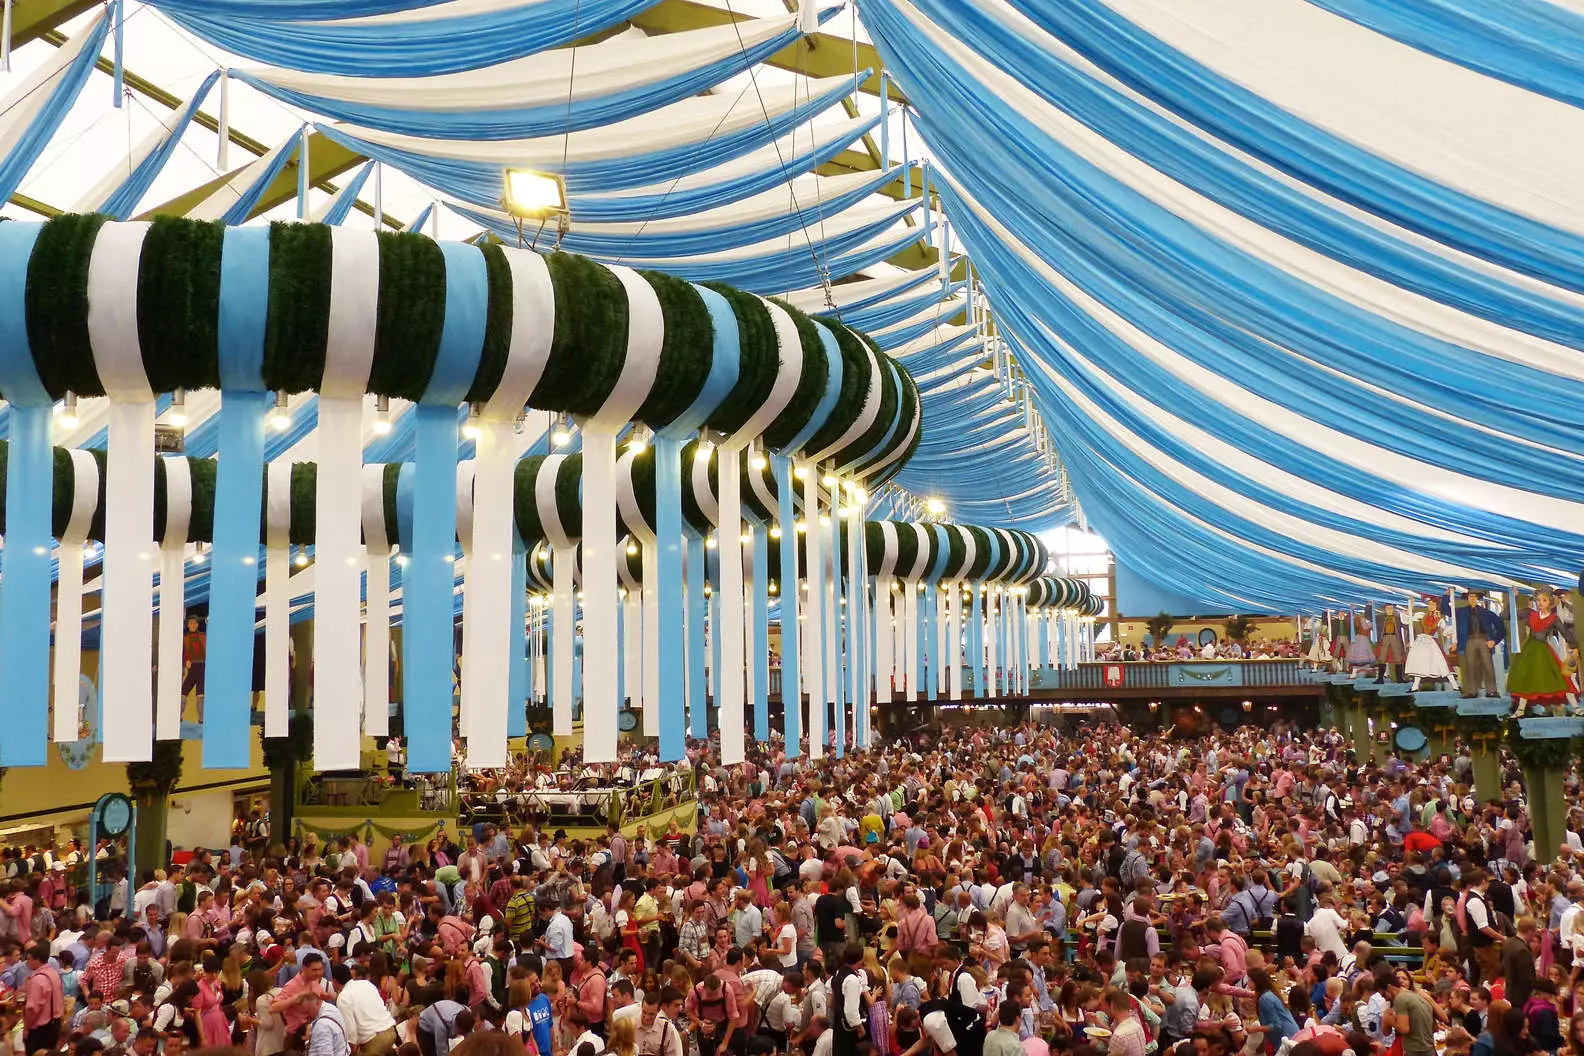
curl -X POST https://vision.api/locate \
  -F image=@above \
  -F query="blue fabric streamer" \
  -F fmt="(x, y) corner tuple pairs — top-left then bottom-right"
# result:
(97, 71), (221, 219)
(206, 226), (272, 769)
(159, 0), (655, 76)
(508, 534), (528, 739)
(233, 11), (833, 141)
(404, 243), (487, 773)
(1, 13), (111, 203)
(313, 74), (865, 202)
(686, 534), (707, 740)
(222, 134), (306, 225)
(0, 221), (51, 767)
(320, 162), (375, 226)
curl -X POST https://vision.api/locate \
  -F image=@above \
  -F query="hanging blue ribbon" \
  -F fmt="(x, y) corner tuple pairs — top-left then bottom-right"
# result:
(207, 226), (271, 768)
(404, 242), (486, 773)
(0, 222), (51, 767)
(508, 532), (528, 739)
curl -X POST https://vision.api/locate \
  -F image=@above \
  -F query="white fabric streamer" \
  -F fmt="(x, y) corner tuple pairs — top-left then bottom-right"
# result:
(87, 221), (155, 763)
(315, 227), (379, 771)
(264, 461), (292, 737)
(361, 464), (391, 738)
(52, 450), (99, 743)
(716, 446), (745, 764)
(551, 545), (576, 736)
(801, 466), (823, 759)
(642, 544), (660, 737)
(156, 456), (192, 741)
(462, 425), (513, 768)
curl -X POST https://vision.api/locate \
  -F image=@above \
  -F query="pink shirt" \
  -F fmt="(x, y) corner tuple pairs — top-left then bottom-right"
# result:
(24, 965), (63, 1030)
(1217, 932), (1249, 984)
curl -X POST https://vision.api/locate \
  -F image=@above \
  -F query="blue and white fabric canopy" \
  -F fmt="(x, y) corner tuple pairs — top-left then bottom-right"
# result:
(862, 0), (1584, 608)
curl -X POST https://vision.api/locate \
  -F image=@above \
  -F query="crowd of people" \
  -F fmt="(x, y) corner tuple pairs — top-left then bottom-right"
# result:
(1096, 640), (1304, 663)
(3, 720), (1584, 1056)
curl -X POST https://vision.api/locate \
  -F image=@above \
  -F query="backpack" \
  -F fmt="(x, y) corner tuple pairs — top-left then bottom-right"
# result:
(1292, 863), (1316, 923)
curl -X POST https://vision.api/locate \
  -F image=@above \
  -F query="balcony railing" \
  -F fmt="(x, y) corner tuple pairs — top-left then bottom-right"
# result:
(1030, 659), (1308, 691)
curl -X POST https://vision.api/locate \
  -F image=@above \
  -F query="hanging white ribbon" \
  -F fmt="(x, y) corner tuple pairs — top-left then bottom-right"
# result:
(461, 247), (554, 764)
(315, 227), (379, 770)
(361, 464), (391, 738)
(216, 68), (230, 169)
(52, 451), (99, 743)
(948, 580), (963, 701)
(86, 220), (155, 763)
(581, 265), (663, 763)
(156, 455), (192, 740)
(539, 456), (577, 737)
(264, 460), (292, 737)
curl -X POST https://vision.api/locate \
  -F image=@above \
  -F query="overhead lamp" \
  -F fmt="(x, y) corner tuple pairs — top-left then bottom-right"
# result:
(926, 497), (946, 515)
(57, 392), (79, 430)
(769, 526), (782, 539)
(793, 466), (809, 481)
(168, 388), (188, 429)
(294, 549), (309, 568)
(740, 530), (753, 544)
(373, 395), (393, 436)
(705, 536), (717, 550)
(462, 403), (483, 440)
(551, 413), (572, 447)
(818, 515), (831, 527)
(1242, 699), (1253, 712)
(821, 473), (837, 487)
(503, 169), (569, 219)
(190, 543), (207, 565)
(626, 541), (639, 557)
(794, 520), (807, 534)
(625, 426), (648, 453)
(704, 585), (713, 597)
(270, 392), (292, 432)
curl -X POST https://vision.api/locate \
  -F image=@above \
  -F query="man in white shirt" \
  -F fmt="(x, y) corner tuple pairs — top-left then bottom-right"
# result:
(337, 963), (397, 1056)
(1304, 894), (1350, 959)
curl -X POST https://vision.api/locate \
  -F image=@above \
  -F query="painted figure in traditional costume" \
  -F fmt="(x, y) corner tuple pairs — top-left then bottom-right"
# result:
(1404, 596), (1456, 691)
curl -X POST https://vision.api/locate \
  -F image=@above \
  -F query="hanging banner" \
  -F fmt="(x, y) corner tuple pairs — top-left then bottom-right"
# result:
(88, 220), (156, 763)
(264, 461), (292, 737)
(156, 455), (192, 740)
(361, 464), (391, 739)
(54, 451), (99, 744)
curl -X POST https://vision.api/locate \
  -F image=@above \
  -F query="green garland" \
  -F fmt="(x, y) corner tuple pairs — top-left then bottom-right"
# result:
(679, 439), (714, 535)
(636, 271), (712, 427)
(963, 526), (994, 580)
(542, 251), (628, 415)
(939, 523), (968, 579)
(26, 213), (108, 397)
(1504, 725), (1581, 770)
(872, 369), (923, 486)
(464, 243), (515, 405)
(261, 711), (314, 771)
(126, 739), (184, 797)
(892, 519), (920, 576)
(137, 217), (224, 392)
(6, 216), (919, 475)
(369, 229), (447, 399)
(761, 298), (829, 451)
(700, 283), (777, 436)
(804, 322), (873, 456)
(264, 223), (333, 392)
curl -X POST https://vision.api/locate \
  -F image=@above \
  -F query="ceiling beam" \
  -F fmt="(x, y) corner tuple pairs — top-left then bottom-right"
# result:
(138, 132), (367, 221)
(10, 0), (98, 49)
(627, 0), (899, 102)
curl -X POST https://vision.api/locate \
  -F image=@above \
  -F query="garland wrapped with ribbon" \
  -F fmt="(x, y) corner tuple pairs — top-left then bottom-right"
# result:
(0, 214), (918, 772)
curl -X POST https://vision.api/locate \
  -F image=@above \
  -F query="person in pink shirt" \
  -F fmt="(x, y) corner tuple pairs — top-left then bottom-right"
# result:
(460, 950), (491, 1012)
(569, 945), (607, 1037)
(22, 942), (64, 1053)
(0, 883), (34, 941)
(274, 952), (335, 1035)
(1206, 916), (1249, 986)
(433, 908), (476, 956)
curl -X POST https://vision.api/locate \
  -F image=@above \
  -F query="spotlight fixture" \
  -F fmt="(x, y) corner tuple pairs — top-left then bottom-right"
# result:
(294, 550), (309, 568)
(168, 388), (188, 429)
(705, 536), (717, 550)
(57, 392), (79, 430)
(926, 497), (946, 515)
(270, 392), (292, 432)
(750, 450), (768, 471)
(462, 403), (482, 440)
(373, 395), (393, 436)
(793, 466), (809, 481)
(502, 168), (569, 219)
(551, 412), (572, 447)
(821, 473), (837, 487)
(769, 526), (782, 539)
(626, 541), (639, 557)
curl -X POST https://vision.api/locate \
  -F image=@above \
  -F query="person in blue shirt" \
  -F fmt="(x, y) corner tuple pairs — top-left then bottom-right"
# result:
(508, 955), (555, 1056)
(416, 999), (470, 1056)
(1249, 968), (1299, 1055)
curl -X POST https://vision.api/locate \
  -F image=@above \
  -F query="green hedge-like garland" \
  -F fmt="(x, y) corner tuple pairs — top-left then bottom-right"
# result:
(892, 521), (920, 576)
(804, 322), (873, 457)
(761, 298), (829, 452)
(10, 216), (919, 476)
(1504, 725), (1581, 770)
(636, 270), (712, 427)
(700, 283), (777, 436)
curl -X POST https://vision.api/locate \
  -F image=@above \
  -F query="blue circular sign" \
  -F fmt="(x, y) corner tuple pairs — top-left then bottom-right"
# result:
(1395, 726), (1428, 753)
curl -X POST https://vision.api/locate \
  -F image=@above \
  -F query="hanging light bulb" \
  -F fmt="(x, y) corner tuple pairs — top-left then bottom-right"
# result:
(793, 466), (809, 481)
(168, 388), (188, 429)
(270, 392), (292, 432)
(704, 585), (713, 597)
(740, 530), (753, 544)
(190, 542), (207, 565)
(373, 395), (392, 435)
(294, 549), (309, 568)
(626, 541), (639, 557)
(821, 472), (837, 487)
(462, 403), (483, 441)
(769, 583), (779, 595)
(794, 520), (807, 534)
(749, 442), (768, 472)
(625, 426), (648, 453)
(705, 536), (717, 550)
(551, 412), (572, 447)
(57, 392), (79, 430)
(818, 515), (831, 527)
(926, 497), (946, 516)
(769, 526), (783, 539)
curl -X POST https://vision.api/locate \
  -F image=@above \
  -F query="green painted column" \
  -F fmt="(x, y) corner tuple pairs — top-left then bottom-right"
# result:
(1351, 699), (1374, 762)
(1471, 748), (1502, 805)
(1522, 761), (1570, 864)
